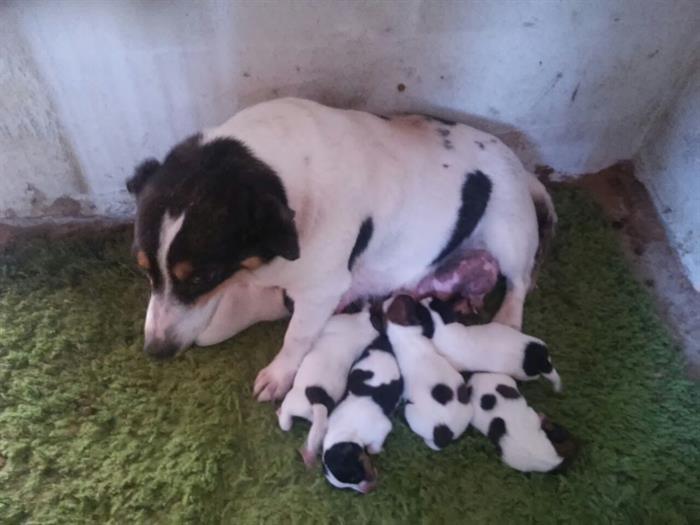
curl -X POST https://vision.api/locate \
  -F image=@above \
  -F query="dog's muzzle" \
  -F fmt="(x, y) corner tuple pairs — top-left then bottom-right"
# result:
(143, 339), (180, 359)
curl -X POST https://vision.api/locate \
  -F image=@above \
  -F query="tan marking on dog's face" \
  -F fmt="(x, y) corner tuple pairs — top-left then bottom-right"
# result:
(172, 261), (194, 282)
(136, 250), (150, 270)
(240, 256), (264, 270)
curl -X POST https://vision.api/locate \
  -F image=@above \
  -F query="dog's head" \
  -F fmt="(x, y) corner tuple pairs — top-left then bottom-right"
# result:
(127, 134), (299, 358)
(385, 294), (435, 338)
(322, 442), (377, 494)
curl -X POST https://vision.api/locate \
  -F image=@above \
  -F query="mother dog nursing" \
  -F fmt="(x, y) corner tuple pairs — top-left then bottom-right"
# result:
(126, 98), (555, 401)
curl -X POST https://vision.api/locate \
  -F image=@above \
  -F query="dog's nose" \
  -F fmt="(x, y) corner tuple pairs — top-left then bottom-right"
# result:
(143, 339), (179, 359)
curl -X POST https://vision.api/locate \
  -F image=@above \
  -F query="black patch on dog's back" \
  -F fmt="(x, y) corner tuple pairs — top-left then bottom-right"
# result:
(431, 171), (492, 265)
(305, 386), (335, 413)
(415, 301), (435, 338)
(487, 417), (507, 455)
(431, 384), (454, 405)
(457, 384), (472, 404)
(495, 384), (521, 399)
(348, 217), (374, 270)
(480, 394), (497, 410)
(368, 334), (393, 353)
(347, 366), (403, 416)
(523, 342), (553, 376)
(433, 424), (454, 448)
(347, 368), (374, 395)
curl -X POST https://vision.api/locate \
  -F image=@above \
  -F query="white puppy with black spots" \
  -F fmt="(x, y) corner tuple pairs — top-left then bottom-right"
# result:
(385, 295), (473, 450)
(126, 97), (556, 403)
(469, 373), (577, 473)
(426, 297), (562, 391)
(322, 334), (403, 493)
(278, 308), (379, 466)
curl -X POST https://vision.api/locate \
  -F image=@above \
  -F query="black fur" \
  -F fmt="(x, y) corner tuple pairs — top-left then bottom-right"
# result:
(424, 115), (457, 126)
(431, 384), (454, 405)
(475, 141), (485, 150)
(480, 394), (497, 410)
(523, 342), (553, 377)
(495, 384), (521, 399)
(323, 442), (366, 484)
(305, 386), (335, 413)
(431, 170), (492, 265)
(433, 424), (455, 448)
(347, 366), (403, 416)
(457, 384), (472, 404)
(127, 158), (160, 195)
(340, 299), (365, 314)
(415, 301), (435, 338)
(282, 290), (294, 314)
(487, 417), (507, 455)
(428, 297), (459, 324)
(129, 135), (299, 302)
(348, 217), (374, 270)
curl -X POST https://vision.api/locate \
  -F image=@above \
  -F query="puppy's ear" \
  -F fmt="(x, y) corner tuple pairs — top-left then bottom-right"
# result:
(127, 158), (160, 195)
(255, 194), (300, 261)
(386, 295), (419, 326)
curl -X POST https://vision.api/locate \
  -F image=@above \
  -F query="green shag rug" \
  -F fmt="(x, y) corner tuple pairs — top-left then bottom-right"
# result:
(1, 188), (699, 524)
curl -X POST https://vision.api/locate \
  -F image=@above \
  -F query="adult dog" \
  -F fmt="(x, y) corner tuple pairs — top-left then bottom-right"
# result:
(126, 98), (555, 401)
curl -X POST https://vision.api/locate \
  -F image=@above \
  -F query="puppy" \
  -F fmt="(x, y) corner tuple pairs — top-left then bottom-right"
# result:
(278, 309), (378, 466)
(469, 373), (577, 473)
(385, 295), (473, 450)
(322, 334), (403, 493)
(427, 298), (562, 391)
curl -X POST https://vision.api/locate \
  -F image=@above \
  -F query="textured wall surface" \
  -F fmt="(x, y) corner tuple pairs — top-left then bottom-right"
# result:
(637, 60), (700, 290)
(1, 0), (699, 221)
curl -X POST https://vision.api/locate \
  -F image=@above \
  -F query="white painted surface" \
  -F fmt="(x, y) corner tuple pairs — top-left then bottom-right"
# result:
(637, 60), (700, 291)
(1, 0), (699, 222)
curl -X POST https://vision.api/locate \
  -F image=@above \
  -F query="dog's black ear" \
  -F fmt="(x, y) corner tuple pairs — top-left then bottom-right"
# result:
(386, 295), (419, 327)
(255, 194), (300, 261)
(127, 158), (160, 195)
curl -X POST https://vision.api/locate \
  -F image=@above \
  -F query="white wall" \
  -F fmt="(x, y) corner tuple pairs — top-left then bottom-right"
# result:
(637, 58), (700, 290)
(1, 0), (699, 219)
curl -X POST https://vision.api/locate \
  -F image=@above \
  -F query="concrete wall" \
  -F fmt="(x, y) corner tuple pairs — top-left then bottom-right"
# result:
(1, 0), (699, 220)
(637, 58), (700, 291)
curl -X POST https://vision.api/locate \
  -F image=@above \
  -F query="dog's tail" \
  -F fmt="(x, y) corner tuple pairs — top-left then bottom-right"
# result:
(527, 174), (557, 289)
(303, 404), (329, 465)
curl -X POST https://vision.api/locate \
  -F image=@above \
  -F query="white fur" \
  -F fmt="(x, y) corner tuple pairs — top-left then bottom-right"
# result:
(322, 347), (401, 492)
(170, 98), (549, 400)
(277, 310), (378, 461)
(386, 320), (472, 450)
(469, 373), (564, 473)
(427, 304), (562, 391)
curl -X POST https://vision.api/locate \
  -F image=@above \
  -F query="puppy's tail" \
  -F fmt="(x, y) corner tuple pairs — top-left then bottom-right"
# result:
(527, 174), (557, 289)
(304, 404), (329, 463)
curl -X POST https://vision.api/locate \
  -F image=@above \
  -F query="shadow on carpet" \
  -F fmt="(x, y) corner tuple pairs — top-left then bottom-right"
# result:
(1, 188), (698, 524)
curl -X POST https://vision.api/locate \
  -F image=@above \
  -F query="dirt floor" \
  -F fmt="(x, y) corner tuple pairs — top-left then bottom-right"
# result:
(563, 161), (700, 379)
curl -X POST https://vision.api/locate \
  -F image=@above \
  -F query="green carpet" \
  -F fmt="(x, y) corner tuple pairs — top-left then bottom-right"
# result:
(1, 188), (699, 524)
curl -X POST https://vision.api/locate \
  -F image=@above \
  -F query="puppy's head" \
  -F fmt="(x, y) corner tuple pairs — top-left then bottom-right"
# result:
(385, 294), (434, 338)
(322, 442), (377, 494)
(540, 415), (578, 473)
(127, 134), (299, 358)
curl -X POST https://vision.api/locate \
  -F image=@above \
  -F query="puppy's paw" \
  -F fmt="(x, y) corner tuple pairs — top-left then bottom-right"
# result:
(298, 446), (318, 469)
(254, 358), (296, 402)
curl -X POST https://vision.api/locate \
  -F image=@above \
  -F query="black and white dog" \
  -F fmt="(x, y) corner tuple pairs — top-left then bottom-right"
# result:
(385, 295), (473, 450)
(277, 309), (378, 466)
(468, 373), (576, 473)
(126, 97), (555, 401)
(322, 334), (403, 493)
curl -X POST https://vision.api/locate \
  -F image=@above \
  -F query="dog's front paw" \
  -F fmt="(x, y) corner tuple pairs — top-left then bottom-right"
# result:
(254, 357), (296, 402)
